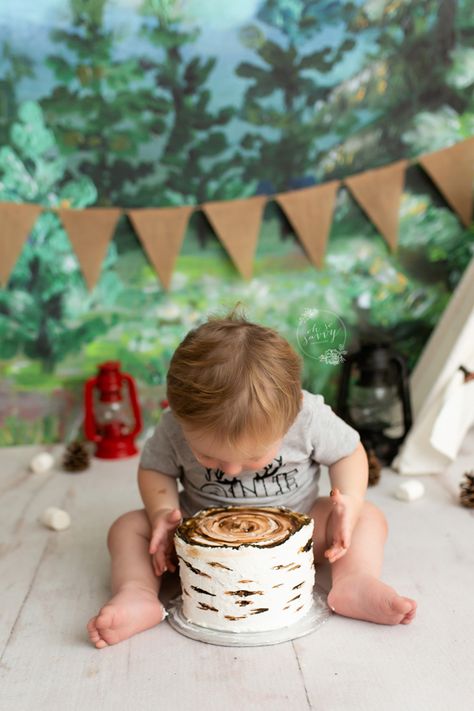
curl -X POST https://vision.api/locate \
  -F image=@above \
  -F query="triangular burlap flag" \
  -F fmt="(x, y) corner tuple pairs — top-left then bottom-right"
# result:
(0, 202), (42, 286)
(128, 206), (194, 290)
(276, 182), (340, 269)
(419, 137), (474, 228)
(57, 207), (121, 290)
(202, 196), (267, 279)
(345, 160), (408, 251)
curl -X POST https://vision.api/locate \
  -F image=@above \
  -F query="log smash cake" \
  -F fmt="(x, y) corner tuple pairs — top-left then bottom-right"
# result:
(174, 506), (315, 633)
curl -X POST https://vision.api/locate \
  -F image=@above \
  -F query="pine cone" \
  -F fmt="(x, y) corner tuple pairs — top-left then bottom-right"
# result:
(460, 471), (474, 508)
(367, 448), (381, 486)
(62, 441), (91, 473)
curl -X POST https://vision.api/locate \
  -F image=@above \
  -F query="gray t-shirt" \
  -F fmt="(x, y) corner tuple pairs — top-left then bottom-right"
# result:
(139, 389), (360, 517)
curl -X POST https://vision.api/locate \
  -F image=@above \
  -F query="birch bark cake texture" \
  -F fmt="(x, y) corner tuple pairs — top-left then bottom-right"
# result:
(174, 506), (315, 632)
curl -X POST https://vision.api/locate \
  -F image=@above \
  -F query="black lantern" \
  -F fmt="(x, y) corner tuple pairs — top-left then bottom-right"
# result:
(336, 342), (412, 465)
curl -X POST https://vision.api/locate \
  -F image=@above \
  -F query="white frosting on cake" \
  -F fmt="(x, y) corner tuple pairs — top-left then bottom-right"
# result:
(174, 507), (315, 633)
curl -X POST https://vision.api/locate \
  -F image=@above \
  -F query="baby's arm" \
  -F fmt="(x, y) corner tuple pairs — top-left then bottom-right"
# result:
(328, 441), (368, 502)
(138, 467), (180, 521)
(325, 442), (369, 563)
(138, 467), (181, 574)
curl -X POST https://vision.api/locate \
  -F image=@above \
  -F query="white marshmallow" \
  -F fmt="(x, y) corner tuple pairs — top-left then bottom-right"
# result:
(40, 507), (71, 531)
(394, 479), (425, 502)
(29, 452), (55, 474)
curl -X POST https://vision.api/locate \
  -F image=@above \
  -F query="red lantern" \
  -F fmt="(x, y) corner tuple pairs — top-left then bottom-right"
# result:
(84, 361), (142, 459)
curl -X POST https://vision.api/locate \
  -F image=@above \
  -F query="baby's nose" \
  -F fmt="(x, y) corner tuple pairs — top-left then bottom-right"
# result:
(221, 463), (242, 476)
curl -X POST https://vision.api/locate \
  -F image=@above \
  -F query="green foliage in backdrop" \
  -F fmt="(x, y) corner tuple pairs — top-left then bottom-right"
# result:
(0, 0), (473, 444)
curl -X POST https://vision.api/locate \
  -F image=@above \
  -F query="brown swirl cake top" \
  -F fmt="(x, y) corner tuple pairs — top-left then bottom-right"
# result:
(175, 506), (311, 548)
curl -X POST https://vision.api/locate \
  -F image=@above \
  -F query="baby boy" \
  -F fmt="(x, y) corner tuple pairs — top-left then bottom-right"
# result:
(87, 307), (416, 647)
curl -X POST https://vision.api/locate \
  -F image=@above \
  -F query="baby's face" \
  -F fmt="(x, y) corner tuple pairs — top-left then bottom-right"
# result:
(181, 426), (282, 477)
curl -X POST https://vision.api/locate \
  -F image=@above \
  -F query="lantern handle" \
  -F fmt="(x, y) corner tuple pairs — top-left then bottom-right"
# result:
(84, 377), (101, 443)
(389, 353), (413, 437)
(122, 373), (143, 438)
(336, 351), (359, 422)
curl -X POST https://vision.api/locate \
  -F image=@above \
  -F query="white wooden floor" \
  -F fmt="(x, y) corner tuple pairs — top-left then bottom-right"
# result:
(1, 432), (474, 711)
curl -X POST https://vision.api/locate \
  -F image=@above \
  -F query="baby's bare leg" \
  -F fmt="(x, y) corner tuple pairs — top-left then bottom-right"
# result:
(310, 498), (417, 625)
(87, 509), (166, 648)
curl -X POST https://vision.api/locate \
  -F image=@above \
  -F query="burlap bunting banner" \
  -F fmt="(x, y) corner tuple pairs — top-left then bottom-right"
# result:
(0, 202), (42, 286)
(202, 196), (267, 279)
(276, 182), (340, 269)
(419, 137), (474, 228)
(57, 207), (122, 290)
(1, 138), (472, 292)
(344, 160), (408, 251)
(128, 206), (194, 290)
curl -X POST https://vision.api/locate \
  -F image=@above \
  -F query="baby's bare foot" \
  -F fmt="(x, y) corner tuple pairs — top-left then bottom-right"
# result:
(328, 573), (417, 625)
(87, 585), (165, 648)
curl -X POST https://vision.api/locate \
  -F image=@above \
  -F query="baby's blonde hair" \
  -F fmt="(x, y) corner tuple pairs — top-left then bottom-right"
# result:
(166, 304), (302, 453)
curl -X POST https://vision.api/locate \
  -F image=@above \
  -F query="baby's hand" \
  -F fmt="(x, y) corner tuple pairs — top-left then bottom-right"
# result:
(149, 508), (182, 576)
(324, 488), (363, 564)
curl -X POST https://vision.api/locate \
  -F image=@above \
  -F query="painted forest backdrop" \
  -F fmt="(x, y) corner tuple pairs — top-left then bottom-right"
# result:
(0, 0), (473, 445)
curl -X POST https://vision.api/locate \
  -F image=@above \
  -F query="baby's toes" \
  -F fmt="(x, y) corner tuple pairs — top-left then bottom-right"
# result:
(400, 600), (417, 624)
(95, 605), (116, 630)
(90, 605), (119, 645)
(87, 616), (108, 648)
(87, 616), (100, 641)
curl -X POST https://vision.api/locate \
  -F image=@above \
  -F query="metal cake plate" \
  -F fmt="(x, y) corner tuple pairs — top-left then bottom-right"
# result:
(166, 584), (332, 647)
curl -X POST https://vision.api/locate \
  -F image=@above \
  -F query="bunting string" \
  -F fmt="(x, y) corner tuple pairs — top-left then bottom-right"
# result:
(0, 137), (472, 290)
